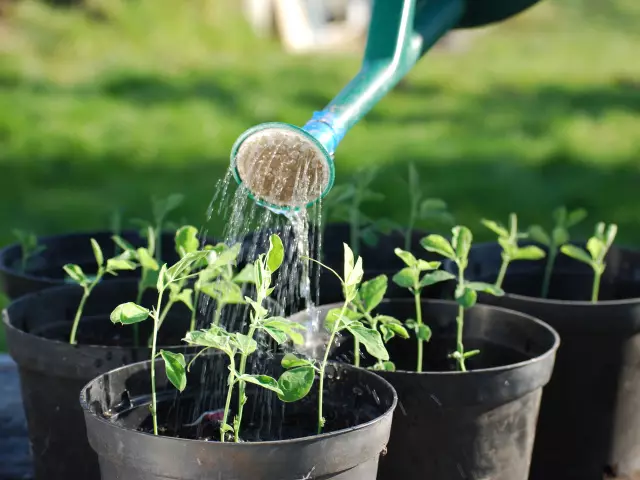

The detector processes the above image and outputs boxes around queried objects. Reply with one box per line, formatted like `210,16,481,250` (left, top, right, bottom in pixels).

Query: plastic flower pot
3,279,204,480
463,242,640,480
80,354,398,480
290,299,559,480
0,230,215,300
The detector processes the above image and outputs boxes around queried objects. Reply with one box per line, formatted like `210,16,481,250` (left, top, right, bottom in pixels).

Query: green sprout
422,226,504,372
560,222,617,303
404,163,454,251
529,207,587,298
482,213,546,289
12,229,46,273
65,239,137,344
110,249,210,435
392,248,455,372
321,167,395,256
183,235,313,442
306,244,390,433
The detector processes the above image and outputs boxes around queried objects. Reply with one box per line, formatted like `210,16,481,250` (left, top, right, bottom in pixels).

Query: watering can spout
230,0,542,213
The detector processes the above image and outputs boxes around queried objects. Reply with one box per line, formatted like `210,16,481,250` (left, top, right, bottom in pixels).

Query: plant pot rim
0,229,184,283
80,356,398,446
2,279,186,353
308,298,560,377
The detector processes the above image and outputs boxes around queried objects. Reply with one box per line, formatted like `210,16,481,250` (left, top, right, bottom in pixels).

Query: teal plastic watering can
231,0,542,213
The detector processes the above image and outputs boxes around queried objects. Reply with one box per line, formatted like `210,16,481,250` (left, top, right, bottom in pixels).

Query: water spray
231,0,542,213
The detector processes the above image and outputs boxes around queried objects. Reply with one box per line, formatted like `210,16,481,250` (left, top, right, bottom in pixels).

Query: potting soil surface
0,354,32,479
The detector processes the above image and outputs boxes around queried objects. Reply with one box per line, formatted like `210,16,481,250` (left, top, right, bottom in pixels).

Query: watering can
231,0,542,213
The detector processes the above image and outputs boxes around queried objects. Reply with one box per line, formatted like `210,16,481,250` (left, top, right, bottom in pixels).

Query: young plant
12,229,46,273
110,249,210,435
421,227,504,372
528,207,588,298
306,244,390,433
392,248,456,372
65,239,137,344
560,222,617,303
321,167,394,255
184,235,313,442
404,163,454,251
481,213,546,289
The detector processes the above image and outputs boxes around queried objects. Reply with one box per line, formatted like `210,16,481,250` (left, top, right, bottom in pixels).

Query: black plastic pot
0,229,215,300
290,299,559,480
81,354,398,480
463,242,640,480
2,279,201,480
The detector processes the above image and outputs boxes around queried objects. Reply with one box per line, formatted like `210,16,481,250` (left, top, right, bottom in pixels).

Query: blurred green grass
1,0,639,348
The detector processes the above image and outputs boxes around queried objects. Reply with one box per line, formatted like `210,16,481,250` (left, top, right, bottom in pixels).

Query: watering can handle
302,0,464,155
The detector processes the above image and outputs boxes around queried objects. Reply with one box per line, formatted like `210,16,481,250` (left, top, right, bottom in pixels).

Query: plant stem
592,269,602,303
318,300,348,434
220,354,236,443
541,247,557,299
189,286,200,332
69,290,89,345
150,287,165,436
456,263,466,372
234,323,258,442
353,338,360,367
495,255,510,289
414,290,424,373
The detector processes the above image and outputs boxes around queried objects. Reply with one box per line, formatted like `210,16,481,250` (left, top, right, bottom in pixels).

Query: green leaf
183,330,232,355
137,247,159,271
452,226,473,261
346,323,389,361
552,206,568,227
325,307,360,332
394,248,417,267
266,234,285,273
262,318,306,345
552,227,569,247
417,259,441,271
166,251,209,280
567,208,587,227
281,353,313,369
420,234,455,259
371,361,396,372
277,366,315,403
262,324,287,344
511,245,546,261
586,237,604,261
110,302,150,324
528,226,550,246
234,333,257,355
416,324,432,341
463,349,481,359
605,224,618,248
157,264,168,291
343,243,363,287
173,288,194,311
378,316,409,339
466,282,505,296
405,319,418,331
160,351,187,392
90,239,104,267
200,280,245,304
392,268,417,289
153,193,184,220
106,258,137,272
419,270,456,287
481,219,509,238
175,225,200,257
356,274,387,312
237,374,283,395
455,287,477,308
420,198,448,213
63,264,86,285
560,245,593,265
379,324,394,342
233,264,256,284
207,243,241,270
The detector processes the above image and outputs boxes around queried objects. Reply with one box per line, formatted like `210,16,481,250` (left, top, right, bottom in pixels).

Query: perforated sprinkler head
230,123,335,214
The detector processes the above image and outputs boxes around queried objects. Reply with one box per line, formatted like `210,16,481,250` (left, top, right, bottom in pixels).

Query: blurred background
0,0,638,244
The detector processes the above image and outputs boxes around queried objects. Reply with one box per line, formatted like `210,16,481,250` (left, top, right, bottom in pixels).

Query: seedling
529,207,587,298
131,193,185,262
392,248,455,372
560,222,617,303
110,248,210,435
183,235,312,442
404,163,454,251
306,244,390,432
65,239,137,344
320,167,395,256
482,213,546,289
422,226,504,372
12,229,46,273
